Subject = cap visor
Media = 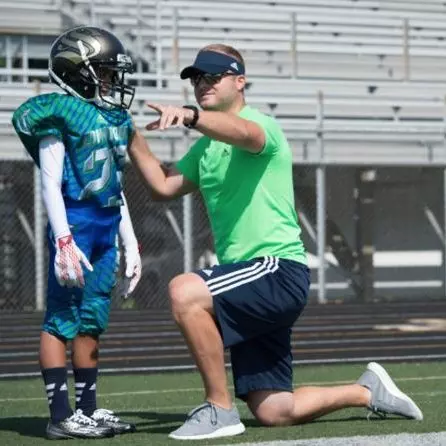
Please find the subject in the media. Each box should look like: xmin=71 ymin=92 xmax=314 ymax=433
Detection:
xmin=180 ymin=63 xmax=228 ymax=79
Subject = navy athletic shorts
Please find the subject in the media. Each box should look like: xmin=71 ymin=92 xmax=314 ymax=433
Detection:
xmin=195 ymin=256 xmax=310 ymax=400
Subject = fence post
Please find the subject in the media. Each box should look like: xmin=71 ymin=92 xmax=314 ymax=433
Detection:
xmin=22 ymin=36 xmax=28 ymax=85
xmin=182 ymin=87 xmax=193 ymax=272
xmin=355 ymin=169 xmax=376 ymax=302
xmin=316 ymin=91 xmax=327 ymax=303
xmin=290 ymin=12 xmax=297 ymax=78
xmin=172 ymin=7 xmax=179 ymax=74
xmin=443 ymin=95 xmax=446 ymax=296
xmin=89 ymin=0 xmax=96 ymax=26
xmin=156 ymin=0 xmax=163 ymax=89
xmin=137 ymin=0 xmax=143 ymax=86
xmin=6 ymin=36 xmax=12 ymax=84
xmin=403 ymin=18 xmax=410 ymax=81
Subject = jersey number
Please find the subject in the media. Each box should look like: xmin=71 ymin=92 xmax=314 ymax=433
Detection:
xmin=79 ymin=147 xmax=124 ymax=206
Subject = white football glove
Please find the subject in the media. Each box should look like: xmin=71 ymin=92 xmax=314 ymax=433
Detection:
xmin=54 ymin=235 xmax=93 ymax=288
xmin=120 ymin=243 xmax=142 ymax=299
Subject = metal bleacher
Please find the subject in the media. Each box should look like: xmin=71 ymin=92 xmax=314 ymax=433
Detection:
xmin=1 ymin=0 xmax=446 ymax=165
xmin=0 ymin=0 xmax=63 ymax=35
xmin=65 ymin=0 xmax=446 ymax=81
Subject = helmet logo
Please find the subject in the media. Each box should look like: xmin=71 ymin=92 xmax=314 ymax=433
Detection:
xmin=60 ymin=30 xmax=101 ymax=58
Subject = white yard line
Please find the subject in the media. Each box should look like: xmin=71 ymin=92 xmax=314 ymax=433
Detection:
xmin=219 ymin=432 xmax=446 ymax=446
xmin=2 ymin=353 xmax=446 ymax=379
xmin=1 ymin=374 xmax=446 ymax=403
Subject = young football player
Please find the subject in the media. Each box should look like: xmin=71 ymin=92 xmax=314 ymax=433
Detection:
xmin=12 ymin=26 xmax=141 ymax=439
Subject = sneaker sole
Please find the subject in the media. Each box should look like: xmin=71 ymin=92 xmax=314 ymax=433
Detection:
xmin=367 ymin=362 xmax=423 ymax=420
xmin=168 ymin=422 xmax=246 ymax=440
xmin=46 ymin=427 xmax=115 ymax=440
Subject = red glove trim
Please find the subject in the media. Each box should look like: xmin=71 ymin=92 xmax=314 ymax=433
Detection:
xmin=58 ymin=234 xmax=73 ymax=249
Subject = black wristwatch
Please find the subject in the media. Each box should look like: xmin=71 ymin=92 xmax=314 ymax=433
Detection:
xmin=183 ymin=105 xmax=199 ymax=128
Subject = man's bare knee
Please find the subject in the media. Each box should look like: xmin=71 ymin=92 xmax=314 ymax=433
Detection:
xmin=246 ymin=391 xmax=294 ymax=427
xmin=168 ymin=273 xmax=213 ymax=318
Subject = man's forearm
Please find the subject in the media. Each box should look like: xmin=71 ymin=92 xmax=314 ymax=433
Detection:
xmin=194 ymin=111 xmax=264 ymax=153
xmin=145 ymin=103 xmax=265 ymax=153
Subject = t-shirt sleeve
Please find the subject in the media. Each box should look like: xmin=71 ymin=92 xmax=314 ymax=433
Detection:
xmin=12 ymin=95 xmax=66 ymax=166
xmin=175 ymin=137 xmax=208 ymax=185
xmin=246 ymin=112 xmax=282 ymax=157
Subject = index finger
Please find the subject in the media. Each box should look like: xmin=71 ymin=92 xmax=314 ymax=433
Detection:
xmin=146 ymin=103 xmax=163 ymax=113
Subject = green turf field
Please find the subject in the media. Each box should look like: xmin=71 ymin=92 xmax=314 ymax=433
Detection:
xmin=0 ymin=362 xmax=445 ymax=445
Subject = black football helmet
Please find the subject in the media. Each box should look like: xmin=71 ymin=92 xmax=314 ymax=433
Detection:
xmin=49 ymin=26 xmax=135 ymax=109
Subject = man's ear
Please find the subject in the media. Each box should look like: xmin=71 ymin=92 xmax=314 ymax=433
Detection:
xmin=236 ymin=75 xmax=246 ymax=92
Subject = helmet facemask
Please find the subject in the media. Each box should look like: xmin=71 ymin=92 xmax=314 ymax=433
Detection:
xmin=76 ymin=41 xmax=135 ymax=110
xmin=92 ymin=62 xmax=135 ymax=110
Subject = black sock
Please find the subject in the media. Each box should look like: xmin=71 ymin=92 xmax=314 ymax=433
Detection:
xmin=73 ymin=368 xmax=98 ymax=416
xmin=42 ymin=367 xmax=72 ymax=423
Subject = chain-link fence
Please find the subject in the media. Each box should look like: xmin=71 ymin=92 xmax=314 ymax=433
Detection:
xmin=1 ymin=158 xmax=445 ymax=312
xmin=0 ymin=161 xmax=36 ymax=310
xmin=0 ymin=158 xmax=216 ymax=311
xmin=295 ymin=166 xmax=445 ymax=301
xmin=123 ymin=164 xmax=214 ymax=309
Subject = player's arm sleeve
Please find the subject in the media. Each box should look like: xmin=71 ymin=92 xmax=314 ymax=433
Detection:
xmin=39 ymin=135 xmax=70 ymax=239
xmin=119 ymin=193 xmax=138 ymax=247
xmin=175 ymin=137 xmax=207 ymax=185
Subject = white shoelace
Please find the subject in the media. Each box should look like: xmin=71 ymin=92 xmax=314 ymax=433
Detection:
xmin=69 ymin=409 xmax=98 ymax=426
xmin=187 ymin=402 xmax=218 ymax=426
xmin=94 ymin=408 xmax=120 ymax=423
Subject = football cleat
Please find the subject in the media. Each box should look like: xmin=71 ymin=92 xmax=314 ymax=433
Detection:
xmin=91 ymin=408 xmax=136 ymax=434
xmin=46 ymin=409 xmax=115 ymax=439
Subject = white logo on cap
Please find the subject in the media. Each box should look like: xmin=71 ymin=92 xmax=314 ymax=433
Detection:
xmin=230 ymin=62 xmax=238 ymax=71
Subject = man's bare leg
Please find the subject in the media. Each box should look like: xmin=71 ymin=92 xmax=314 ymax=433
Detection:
xmin=247 ymin=385 xmax=370 ymax=426
xmin=169 ymin=273 xmax=232 ymax=409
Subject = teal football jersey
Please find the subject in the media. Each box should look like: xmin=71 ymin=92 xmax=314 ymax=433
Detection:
xmin=12 ymin=93 xmax=134 ymax=207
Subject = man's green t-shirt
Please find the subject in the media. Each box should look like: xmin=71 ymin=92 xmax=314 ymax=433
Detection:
xmin=176 ymin=105 xmax=307 ymax=266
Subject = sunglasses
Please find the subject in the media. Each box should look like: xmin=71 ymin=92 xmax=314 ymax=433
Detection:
xmin=190 ymin=72 xmax=237 ymax=87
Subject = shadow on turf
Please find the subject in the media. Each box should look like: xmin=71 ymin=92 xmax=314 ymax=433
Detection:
xmin=0 ymin=416 xmax=48 ymax=438
xmin=0 ymin=413 xmax=403 ymax=438
xmin=119 ymin=411 xmax=403 ymax=435
xmin=0 ymin=412 xmax=193 ymax=438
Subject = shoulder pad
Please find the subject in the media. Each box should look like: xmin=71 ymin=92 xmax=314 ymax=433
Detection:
xmin=12 ymin=93 xmax=70 ymax=165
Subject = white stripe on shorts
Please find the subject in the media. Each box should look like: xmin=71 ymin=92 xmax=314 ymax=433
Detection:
xmin=205 ymin=260 xmax=264 ymax=286
xmin=208 ymin=256 xmax=279 ymax=296
xmin=207 ymin=257 xmax=269 ymax=292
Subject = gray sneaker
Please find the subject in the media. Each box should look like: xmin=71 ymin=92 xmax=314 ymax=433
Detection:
xmin=357 ymin=362 xmax=423 ymax=420
xmin=169 ymin=402 xmax=246 ymax=440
